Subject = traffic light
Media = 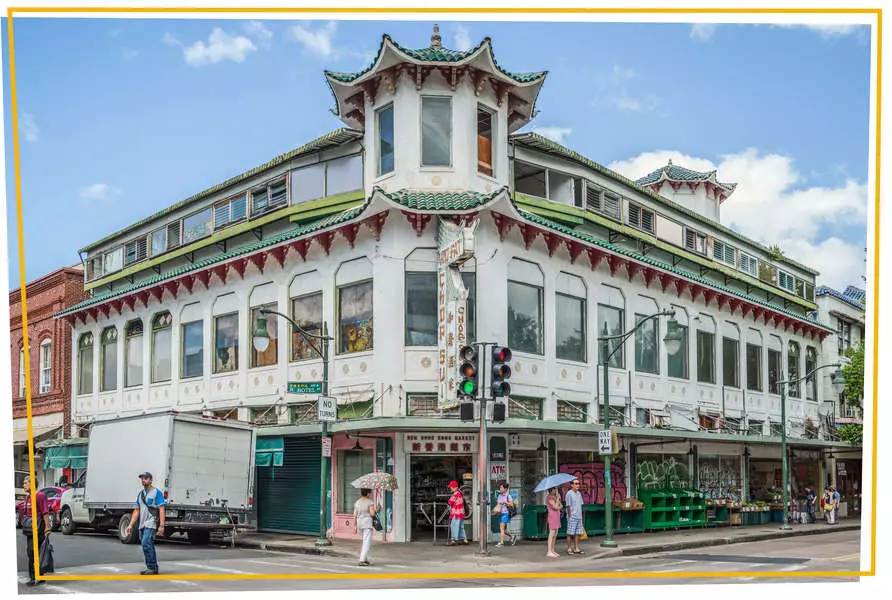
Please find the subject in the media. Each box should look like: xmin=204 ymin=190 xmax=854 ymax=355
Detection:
xmin=491 ymin=346 xmax=512 ymax=397
xmin=460 ymin=402 xmax=475 ymax=422
xmin=492 ymin=402 xmax=506 ymax=423
xmin=458 ymin=345 xmax=479 ymax=399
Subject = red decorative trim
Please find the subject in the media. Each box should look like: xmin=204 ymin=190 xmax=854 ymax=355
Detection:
xmin=364 ymin=211 xmax=389 ymax=241
xmin=675 ymin=279 xmax=690 ymax=298
xmin=715 ymin=294 xmax=728 ymax=312
xmin=248 ymin=253 xmax=266 ymax=274
xmin=626 ymin=262 xmax=641 ymax=283
xmin=162 ymin=281 xmax=179 ymax=300
xmin=269 ymin=245 xmax=288 ymax=269
xmin=606 ymin=254 xmax=623 ymax=277
xmin=340 ymin=222 xmax=362 ymax=248
xmin=752 ymin=307 xmax=764 ymax=324
xmin=741 ymin=304 xmax=753 ymax=320
xmin=669 ymin=181 xmax=683 ymax=192
xmin=230 ymin=258 xmax=247 ymax=280
xmin=793 ymin=322 xmax=803 ymax=336
xmin=98 ymin=304 xmax=110 ymax=319
xmin=315 ymin=231 xmax=336 ymax=255
xmin=291 ymin=238 xmax=311 ymax=261
xmin=543 ymin=232 xmax=562 ymax=257
xmin=180 ymin=276 xmax=194 ymax=295
xmin=659 ymin=273 xmax=674 ymax=293
xmin=566 ymin=240 xmax=584 ymax=264
xmin=135 ymin=290 xmax=150 ymax=308
xmin=642 ymin=267 xmax=656 ymax=288
xmin=86 ymin=307 xmax=99 ymax=323
xmin=212 ymin=264 xmax=228 ymax=285
xmin=702 ymin=289 xmax=717 ymax=307
xmin=149 ymin=286 xmax=164 ymax=305
xmin=402 ymin=210 xmax=432 ymax=237
xmin=587 ymin=248 xmax=604 ymax=271
xmin=196 ymin=270 xmax=211 ymax=290
xmin=492 ymin=212 xmax=515 ymax=242
xmin=518 ymin=223 xmax=539 ymax=249
xmin=689 ymin=285 xmax=704 ymax=304
xmin=728 ymin=298 xmax=741 ymax=315
xmin=62 ymin=314 xmax=76 ymax=327
xmin=123 ymin=295 xmax=136 ymax=313
xmin=818 ymin=331 xmax=829 ymax=343
xmin=109 ymin=299 xmax=123 ymax=316
xmin=687 ymin=182 xmax=699 ymax=194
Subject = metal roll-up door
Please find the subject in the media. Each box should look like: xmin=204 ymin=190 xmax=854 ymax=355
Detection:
xmin=257 ymin=436 xmax=321 ymax=533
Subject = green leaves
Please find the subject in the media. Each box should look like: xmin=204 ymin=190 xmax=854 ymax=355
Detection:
xmin=842 ymin=341 xmax=865 ymax=407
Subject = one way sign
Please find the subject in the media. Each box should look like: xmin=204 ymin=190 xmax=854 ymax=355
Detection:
xmin=598 ymin=429 xmax=614 ymax=455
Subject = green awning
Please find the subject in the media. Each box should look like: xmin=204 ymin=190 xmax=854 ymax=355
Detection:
xmin=256 ymin=436 xmax=284 ymax=468
xmin=44 ymin=444 xmax=88 ymax=469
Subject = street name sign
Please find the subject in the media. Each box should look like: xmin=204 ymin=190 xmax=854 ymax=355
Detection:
xmin=317 ymin=395 xmax=337 ymax=422
xmin=288 ymin=381 xmax=322 ymax=394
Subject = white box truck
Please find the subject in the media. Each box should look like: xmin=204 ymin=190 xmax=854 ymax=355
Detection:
xmin=58 ymin=411 xmax=256 ymax=545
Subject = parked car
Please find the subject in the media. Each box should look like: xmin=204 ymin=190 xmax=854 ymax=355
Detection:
xmin=16 ymin=485 xmax=69 ymax=531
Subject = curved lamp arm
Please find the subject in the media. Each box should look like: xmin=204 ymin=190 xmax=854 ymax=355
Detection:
xmin=598 ymin=308 xmax=676 ymax=363
xmin=256 ymin=307 xmax=332 ymax=358
xmin=778 ymin=362 xmax=842 ymax=387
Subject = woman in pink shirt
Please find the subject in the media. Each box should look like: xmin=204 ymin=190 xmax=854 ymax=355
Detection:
xmin=545 ymin=487 xmax=563 ymax=558
xmin=446 ymin=480 xmax=469 ymax=545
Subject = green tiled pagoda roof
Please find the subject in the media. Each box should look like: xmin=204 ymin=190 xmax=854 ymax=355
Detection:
xmin=58 ymin=205 xmax=366 ymax=317
xmin=79 ymin=128 xmax=363 ymax=254
xmin=325 ymin=35 xmax=546 ymax=85
xmin=636 ymin=162 xmax=736 ymax=191
xmin=509 ymin=132 xmax=818 ymax=276
xmin=375 ymin=187 xmax=506 ymax=210
xmin=514 ymin=208 xmax=833 ymax=332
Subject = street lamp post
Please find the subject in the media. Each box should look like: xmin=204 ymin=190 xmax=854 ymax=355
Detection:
xmin=598 ymin=308 xmax=683 ymax=548
xmin=778 ymin=362 xmax=846 ymax=531
xmin=253 ymin=308 xmax=333 ymax=547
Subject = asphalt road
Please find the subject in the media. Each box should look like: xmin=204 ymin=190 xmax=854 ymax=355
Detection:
xmin=15 ymin=529 xmax=861 ymax=593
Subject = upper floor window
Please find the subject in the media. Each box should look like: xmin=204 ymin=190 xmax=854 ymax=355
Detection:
xmin=805 ymin=346 xmax=818 ymax=401
xmin=713 ymin=240 xmax=738 ymax=267
xmin=181 ymin=320 xmax=203 ymax=379
xmin=100 ymin=326 xmax=118 ymax=392
xmin=78 ymin=333 xmax=94 ymax=395
xmin=338 ymin=280 xmax=374 ymax=354
xmin=214 ymin=194 xmax=247 ymax=230
xmin=124 ymin=319 xmax=144 ymax=388
xmin=667 ymin=324 xmax=689 ymax=379
xmin=787 ymin=341 xmax=801 ymax=398
xmin=685 ymin=228 xmax=707 ymax=255
xmin=377 ymin=104 xmax=395 ymax=176
xmin=477 ymin=106 xmax=494 ymax=177
xmin=182 ymin=207 xmax=213 ymax=245
xmin=19 ymin=347 xmax=26 ymax=397
xmin=696 ymin=330 xmax=715 ymax=383
xmin=151 ymin=312 xmax=173 ymax=383
xmin=421 ymin=96 xmax=452 ymax=167
xmin=767 ymin=348 xmax=782 ymax=395
xmin=124 ymin=237 xmax=147 ymax=266
xmin=584 ymin=184 xmax=621 ymax=220
xmin=39 ymin=339 xmax=52 ymax=394
xmin=628 ymin=203 xmax=655 ymax=234
xmin=778 ymin=270 xmax=796 ymax=293
xmin=508 ymin=281 xmax=543 ymax=355
xmin=250 ymin=177 xmax=287 ymax=216
xmin=746 ymin=342 xmax=762 ymax=392
xmin=214 ymin=313 xmax=239 ymax=373
xmin=598 ymin=305 xmax=624 ymax=369
xmin=291 ymin=293 xmax=323 ymax=361
xmin=739 ymin=252 xmax=758 ymax=277
xmin=104 ymin=247 xmax=123 ymax=274
xmin=635 ymin=314 xmax=659 ymax=374
xmin=723 ymin=337 xmax=739 ymax=388
xmin=837 ymin=319 xmax=852 ymax=352
xmin=150 ymin=227 xmax=167 ymax=257
xmin=87 ymin=256 xmax=104 ymax=280
xmin=251 ymin=304 xmax=278 ymax=368
xmin=406 ymin=273 xmax=438 ymax=347
xmin=556 ymin=293 xmax=586 ymax=363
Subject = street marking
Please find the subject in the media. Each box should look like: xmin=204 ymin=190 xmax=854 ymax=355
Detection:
xmin=654 ymin=568 xmax=687 ymax=573
xmin=831 ymin=553 xmax=860 ymax=561
xmin=42 ymin=584 xmax=77 ymax=594
xmin=709 ymin=562 xmax=729 ymax=566
xmin=170 ymin=580 xmax=199 ymax=587
xmin=95 ymin=565 xmax=125 ymax=572
xmin=779 ymin=565 xmax=807 ymax=572
xmin=173 ymin=562 xmax=249 ymax=574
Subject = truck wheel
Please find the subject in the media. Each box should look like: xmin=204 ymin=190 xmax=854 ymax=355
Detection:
xmin=187 ymin=530 xmax=210 ymax=545
xmin=60 ymin=508 xmax=76 ymax=535
xmin=118 ymin=514 xmax=139 ymax=544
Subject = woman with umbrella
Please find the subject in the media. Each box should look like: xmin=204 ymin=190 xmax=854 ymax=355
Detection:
xmin=533 ymin=473 xmax=575 ymax=559
xmin=351 ymin=472 xmax=395 ymax=566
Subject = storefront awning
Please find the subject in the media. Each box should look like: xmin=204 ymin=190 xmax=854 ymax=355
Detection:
xmin=43 ymin=443 xmax=88 ymax=469
xmin=13 ymin=425 xmax=61 ymax=445
xmin=255 ymin=436 xmax=284 ymax=467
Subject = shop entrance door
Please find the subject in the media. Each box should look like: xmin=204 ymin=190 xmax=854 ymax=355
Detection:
xmin=409 ymin=455 xmax=474 ymax=542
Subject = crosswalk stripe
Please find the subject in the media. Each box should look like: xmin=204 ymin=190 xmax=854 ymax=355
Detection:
xmin=831 ymin=553 xmax=860 ymax=561
xmin=173 ymin=562 xmax=249 ymax=574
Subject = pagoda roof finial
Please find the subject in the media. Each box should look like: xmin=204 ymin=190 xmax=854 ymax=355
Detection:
xmin=667 ymin=158 xmax=673 ymax=166
xmin=431 ymin=23 xmax=442 ymax=49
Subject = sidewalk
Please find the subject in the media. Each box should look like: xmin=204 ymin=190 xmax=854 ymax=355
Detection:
xmin=230 ymin=519 xmax=861 ymax=564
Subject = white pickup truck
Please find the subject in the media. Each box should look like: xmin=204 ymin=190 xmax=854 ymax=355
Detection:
xmin=58 ymin=411 xmax=256 ymax=545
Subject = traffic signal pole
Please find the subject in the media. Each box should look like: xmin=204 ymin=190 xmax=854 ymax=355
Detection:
xmin=476 ymin=342 xmax=489 ymax=555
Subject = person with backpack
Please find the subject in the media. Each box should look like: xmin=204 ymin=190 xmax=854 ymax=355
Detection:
xmin=21 ymin=475 xmax=52 ymax=586
xmin=493 ymin=481 xmax=517 ymax=547
xmin=446 ymin=480 xmax=469 ymax=545
xmin=125 ymin=472 xmax=166 ymax=575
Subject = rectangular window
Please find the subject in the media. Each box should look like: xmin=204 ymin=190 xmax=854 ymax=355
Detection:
xmin=837 ymin=320 xmax=851 ymax=352
xmin=804 ymin=282 xmax=815 ymax=302
xmin=101 ymin=329 xmax=118 ymax=392
xmin=377 ymin=104 xmax=395 ymax=176
xmin=125 ymin=321 xmax=144 ymax=388
xmin=556 ymin=293 xmax=586 ymax=362
xmin=748 ymin=420 xmax=764 ymax=436
xmin=713 ymin=240 xmax=738 ymax=267
xmin=461 ymin=272 xmax=476 ymax=344
xmin=723 ymin=337 xmax=739 ymax=388
xmin=214 ymin=313 xmax=239 ymax=373
xmin=739 ymin=252 xmax=758 ymax=277
xmin=696 ymin=330 xmax=715 ymax=383
xmin=598 ymin=305 xmax=624 ymax=368
xmin=104 ymin=247 xmax=123 ymax=274
xmin=477 ymin=106 xmax=494 ymax=177
xmin=78 ymin=337 xmax=93 ymax=395
xmin=39 ymin=341 xmax=52 ymax=394
xmin=788 ymin=343 xmax=801 ymax=398
xmin=151 ymin=314 xmax=172 ymax=383
xmin=181 ymin=321 xmax=204 ymax=379
xmin=667 ymin=324 xmax=688 ymax=379
xmin=778 ymin=270 xmax=795 ymax=293
xmin=746 ymin=343 xmax=762 ymax=391
xmin=421 ymin=96 xmax=452 ymax=167
xmin=628 ymin=203 xmax=655 ymax=233
xmin=87 ymin=257 xmax=104 ymax=281
xmin=507 ymin=281 xmax=543 ymax=355
xmin=338 ymin=450 xmax=374 ymax=513
xmin=182 ymin=208 xmax=213 ymax=244
xmin=124 ymin=237 xmax=147 ymax=266
xmin=167 ymin=221 xmax=182 ymax=250
xmin=685 ymin=229 xmax=707 ymax=255
xmin=406 ymin=273 xmax=438 ymax=347
xmin=508 ymin=397 xmax=542 ymax=420
xmin=150 ymin=228 xmax=167 ymax=257
xmin=291 ymin=164 xmax=325 ymax=205
xmin=325 ymin=155 xmax=363 ymax=197
xmin=635 ymin=314 xmax=659 ymax=374
xmin=291 ymin=293 xmax=323 ymax=361
xmin=768 ymin=349 xmax=782 ymax=394
xmin=338 ymin=281 xmax=374 ymax=354
xmin=214 ymin=195 xmax=247 ymax=229
xmin=251 ymin=178 xmax=287 ymax=216
xmin=603 ymin=192 xmax=621 ymax=220
xmin=557 ymin=400 xmax=587 ymax=423
xmin=251 ymin=304 xmax=278 ymax=368
xmin=805 ymin=347 xmax=818 ymax=401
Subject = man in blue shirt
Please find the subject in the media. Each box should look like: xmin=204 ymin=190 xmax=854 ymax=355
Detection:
xmin=564 ymin=479 xmax=585 ymax=554
xmin=125 ymin=472 xmax=166 ymax=575
xmin=831 ymin=486 xmax=841 ymax=524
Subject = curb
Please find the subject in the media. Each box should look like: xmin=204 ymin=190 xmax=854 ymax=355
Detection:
xmin=235 ymin=540 xmax=352 ymax=558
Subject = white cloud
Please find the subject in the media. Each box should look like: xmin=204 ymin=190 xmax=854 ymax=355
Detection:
xmin=163 ymin=29 xmax=257 ymax=66
xmin=80 ymin=183 xmax=122 ymax=201
xmin=530 ymin=126 xmax=573 ymax=145
xmin=291 ymin=21 xmax=338 ymax=57
xmin=121 ymin=47 xmax=139 ymax=59
xmin=20 ymin=113 xmax=39 ymax=143
xmin=608 ymin=149 xmax=867 ymax=290
xmin=690 ymin=23 xmax=717 ymax=42
xmin=452 ymin=25 xmax=472 ymax=51
xmin=774 ymin=23 xmax=862 ymax=39
xmin=596 ymin=65 xmax=662 ymax=113
xmin=244 ymin=21 xmax=273 ymax=48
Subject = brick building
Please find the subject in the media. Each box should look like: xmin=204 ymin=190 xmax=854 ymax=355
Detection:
xmin=10 ymin=265 xmax=87 ymax=487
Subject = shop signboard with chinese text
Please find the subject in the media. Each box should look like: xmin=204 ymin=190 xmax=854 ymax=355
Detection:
xmin=406 ymin=433 xmax=478 ymax=454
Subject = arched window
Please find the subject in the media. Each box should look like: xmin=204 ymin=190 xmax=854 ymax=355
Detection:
xmin=100 ymin=326 xmax=118 ymax=392
xmin=78 ymin=332 xmax=94 ymax=395
xmin=788 ymin=341 xmax=801 ymax=398
xmin=39 ymin=339 xmax=52 ymax=394
xmin=151 ymin=312 xmax=172 ymax=383
xmin=124 ymin=320 xmax=143 ymax=388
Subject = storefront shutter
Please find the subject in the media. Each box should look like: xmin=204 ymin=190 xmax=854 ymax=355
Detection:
xmin=256 ymin=436 xmax=321 ymax=534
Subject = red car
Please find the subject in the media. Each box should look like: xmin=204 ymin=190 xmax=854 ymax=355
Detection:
xmin=16 ymin=486 xmax=68 ymax=531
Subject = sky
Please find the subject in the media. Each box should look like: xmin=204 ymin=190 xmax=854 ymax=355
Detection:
xmin=2 ymin=17 xmax=872 ymax=292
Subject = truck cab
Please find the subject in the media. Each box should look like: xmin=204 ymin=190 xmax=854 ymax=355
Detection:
xmin=58 ymin=472 xmax=93 ymax=534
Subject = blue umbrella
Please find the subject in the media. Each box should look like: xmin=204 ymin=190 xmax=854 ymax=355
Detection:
xmin=533 ymin=473 xmax=577 ymax=493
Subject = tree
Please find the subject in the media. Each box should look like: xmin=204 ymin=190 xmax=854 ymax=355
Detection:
xmin=841 ymin=341 xmax=864 ymax=407
xmin=837 ymin=423 xmax=863 ymax=446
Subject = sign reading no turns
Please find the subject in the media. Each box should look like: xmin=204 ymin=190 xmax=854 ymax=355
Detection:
xmin=317 ymin=396 xmax=337 ymax=422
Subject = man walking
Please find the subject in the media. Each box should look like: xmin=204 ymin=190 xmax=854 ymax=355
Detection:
xmin=446 ymin=480 xmax=468 ymax=546
xmin=565 ymin=478 xmax=585 ymax=555
xmin=125 ymin=472 xmax=166 ymax=575
xmin=831 ymin=485 xmax=841 ymax=524
xmin=21 ymin=476 xmax=52 ymax=586
xmin=805 ymin=487 xmax=817 ymax=524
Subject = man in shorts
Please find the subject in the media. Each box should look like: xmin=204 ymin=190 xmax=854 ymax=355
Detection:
xmin=565 ymin=478 xmax=585 ymax=554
